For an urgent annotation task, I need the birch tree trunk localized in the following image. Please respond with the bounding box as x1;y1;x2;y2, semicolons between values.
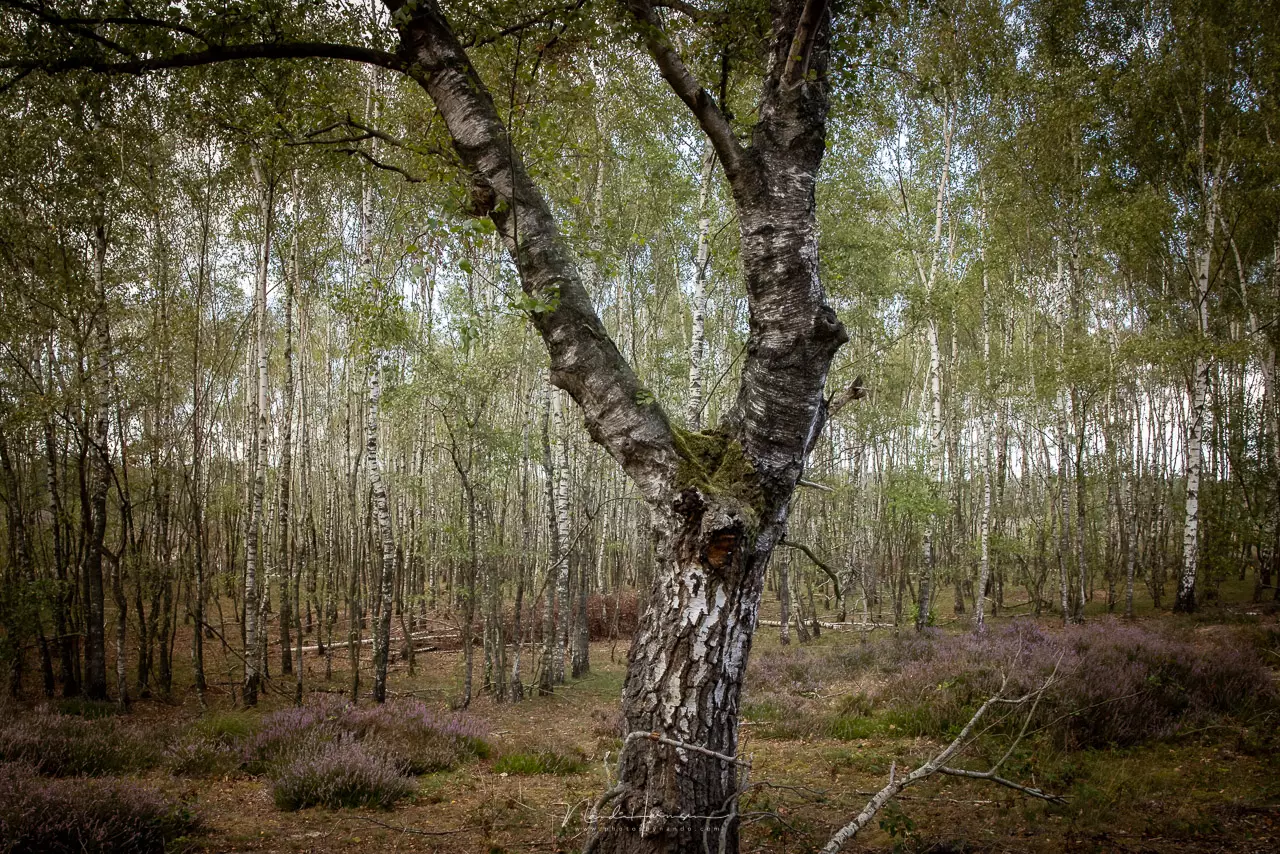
191;186;210;704
368;358;397;703
1057;384;1074;624
687;142;715;430
83;222;111;702
537;382;559;695
553;390;572;683
1177;241;1212;612
243;157;273;706
909;92;952;633
1176;91;1221;613
975;225;992;632
278;214;296;677
387;3;847;850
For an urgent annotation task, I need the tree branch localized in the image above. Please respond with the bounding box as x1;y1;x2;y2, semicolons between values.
779;538;841;600
826;375;866;420
653;0;715;21
622;0;748;182
387;0;679;503
935;766;1065;802
781;0;828;87
0;41;410;78
821;674;1064;853
338;148;426;183
461;0;590;48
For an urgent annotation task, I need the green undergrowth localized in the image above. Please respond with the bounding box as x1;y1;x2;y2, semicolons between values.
492;748;587;776
192;710;258;746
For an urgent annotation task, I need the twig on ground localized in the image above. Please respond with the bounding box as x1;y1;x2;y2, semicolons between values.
821;660;1066;853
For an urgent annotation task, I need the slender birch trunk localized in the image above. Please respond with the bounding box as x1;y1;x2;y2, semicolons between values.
537;382;559;695
553;391;572;682
1177;242;1212;612
975;216;992;632
191;184;210;704
84;222;111;702
368;358;397;703
278;206;296;677
687;142;715;430
244;156;273;706
913;93;952;632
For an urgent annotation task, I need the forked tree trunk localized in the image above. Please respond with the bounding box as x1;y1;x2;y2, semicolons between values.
1177;100;1219;614
388;2;845;850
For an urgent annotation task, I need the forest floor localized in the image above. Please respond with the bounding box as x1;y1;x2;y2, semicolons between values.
5;585;1280;853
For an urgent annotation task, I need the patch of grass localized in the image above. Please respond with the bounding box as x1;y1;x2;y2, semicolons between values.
824;745;898;775
491;749;586;776
742;698;822;740
54;698;122;719
166;737;237;778
827;714;882;740
192;710;257;747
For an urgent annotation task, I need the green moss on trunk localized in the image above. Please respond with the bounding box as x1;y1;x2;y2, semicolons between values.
671;428;764;523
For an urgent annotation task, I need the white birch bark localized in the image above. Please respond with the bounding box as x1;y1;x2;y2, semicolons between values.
1177;240;1212;612
975;213;992;632
244;156;273;706
368;357;397;703
1177;110;1219;613
553;389;572;683
687;142;716;430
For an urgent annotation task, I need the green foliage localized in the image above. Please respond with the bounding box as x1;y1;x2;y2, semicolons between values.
878;801;920;853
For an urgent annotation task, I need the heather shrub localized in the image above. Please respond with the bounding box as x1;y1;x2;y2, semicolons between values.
0;712;157;776
166;736;237;777
747;646;828;697
269;738;416;810
241;694;351;772
0;763;199;853
245;695;488;779
876;620;1274;749
344;700;489;773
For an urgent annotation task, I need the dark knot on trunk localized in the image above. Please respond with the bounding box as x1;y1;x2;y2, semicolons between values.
673;487;750;575
815;303;848;350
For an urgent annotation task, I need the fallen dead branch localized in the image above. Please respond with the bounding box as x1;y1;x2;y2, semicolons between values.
821;662;1065;853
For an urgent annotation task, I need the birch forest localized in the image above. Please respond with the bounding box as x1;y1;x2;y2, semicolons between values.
0;2;1278;853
